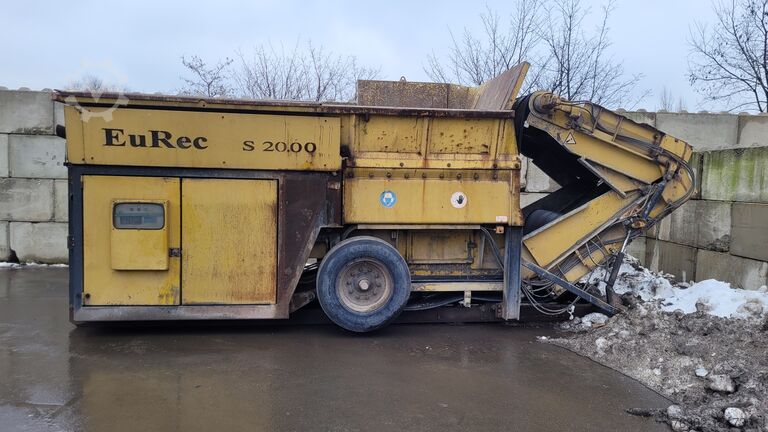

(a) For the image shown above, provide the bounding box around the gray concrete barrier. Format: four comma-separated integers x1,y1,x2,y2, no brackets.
0,89,67,263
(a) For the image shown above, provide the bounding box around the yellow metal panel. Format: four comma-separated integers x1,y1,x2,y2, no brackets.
407,231,473,264
348,115,519,170
527,114,663,183
343,173,521,225
590,165,642,194
660,135,693,159
356,116,423,154
472,62,529,110
429,118,498,154
110,200,169,270
523,192,639,267
83,176,180,305
412,282,503,292
70,108,341,171
63,106,85,163
181,179,277,305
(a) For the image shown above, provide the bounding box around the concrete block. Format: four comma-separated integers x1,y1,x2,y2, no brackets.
0,134,8,177
656,112,738,151
646,215,670,240
689,152,703,199
9,222,68,263
54,101,65,130
736,114,768,148
701,147,768,202
645,239,697,283
520,192,548,208
659,200,731,251
0,90,54,134
0,178,54,221
623,111,656,126
731,202,768,261
524,162,559,192
695,249,768,290
356,80,474,108
626,237,646,263
0,222,8,261
8,135,66,179
54,180,68,222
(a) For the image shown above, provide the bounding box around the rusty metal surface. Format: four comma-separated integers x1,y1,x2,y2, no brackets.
356,80,475,109
472,62,529,110
54,91,516,118
53,90,327,109
275,173,342,316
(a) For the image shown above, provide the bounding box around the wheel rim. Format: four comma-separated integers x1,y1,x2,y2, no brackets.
335,258,394,313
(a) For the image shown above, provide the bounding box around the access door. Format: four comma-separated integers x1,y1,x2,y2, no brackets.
83,175,181,305
181,178,278,305
82,175,278,306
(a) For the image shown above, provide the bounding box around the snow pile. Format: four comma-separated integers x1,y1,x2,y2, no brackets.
583,259,674,301
583,257,768,319
659,279,768,318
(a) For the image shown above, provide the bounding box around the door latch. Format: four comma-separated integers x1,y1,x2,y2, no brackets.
169,248,181,257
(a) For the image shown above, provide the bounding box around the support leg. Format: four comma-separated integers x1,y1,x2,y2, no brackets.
502,227,523,320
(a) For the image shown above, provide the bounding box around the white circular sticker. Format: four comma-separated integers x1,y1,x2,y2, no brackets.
451,192,468,208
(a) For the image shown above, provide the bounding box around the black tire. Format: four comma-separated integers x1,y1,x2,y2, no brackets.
316,236,411,332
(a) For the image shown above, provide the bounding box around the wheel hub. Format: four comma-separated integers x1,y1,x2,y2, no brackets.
336,259,393,313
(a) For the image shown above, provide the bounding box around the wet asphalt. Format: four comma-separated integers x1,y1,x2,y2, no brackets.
0,268,671,431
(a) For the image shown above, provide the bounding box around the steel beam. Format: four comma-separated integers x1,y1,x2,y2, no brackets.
522,261,619,316
502,227,523,320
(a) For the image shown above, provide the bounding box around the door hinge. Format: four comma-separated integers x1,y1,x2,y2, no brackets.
67,235,74,250
169,248,181,257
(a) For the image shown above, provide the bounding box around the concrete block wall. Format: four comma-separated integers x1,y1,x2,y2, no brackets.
626,110,768,290
0,89,68,263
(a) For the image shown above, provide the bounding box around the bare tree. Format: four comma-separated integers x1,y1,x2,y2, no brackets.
539,0,644,107
305,43,381,102
65,75,127,93
234,42,305,100
181,41,380,102
658,86,674,111
657,86,688,111
179,55,234,98
425,0,646,108
234,41,380,101
425,1,545,89
688,0,768,112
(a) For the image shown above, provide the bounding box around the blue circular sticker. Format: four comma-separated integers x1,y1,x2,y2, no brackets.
379,190,397,208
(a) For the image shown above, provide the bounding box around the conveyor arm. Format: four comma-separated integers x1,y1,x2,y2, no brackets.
513,92,695,298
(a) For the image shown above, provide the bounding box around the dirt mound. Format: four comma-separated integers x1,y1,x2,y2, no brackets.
548,299,768,431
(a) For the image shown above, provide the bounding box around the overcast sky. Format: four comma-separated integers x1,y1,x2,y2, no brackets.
2,0,718,110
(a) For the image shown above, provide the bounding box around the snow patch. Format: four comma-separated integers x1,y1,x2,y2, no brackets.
584,257,768,319
584,260,674,301
0,262,68,269
659,279,768,318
